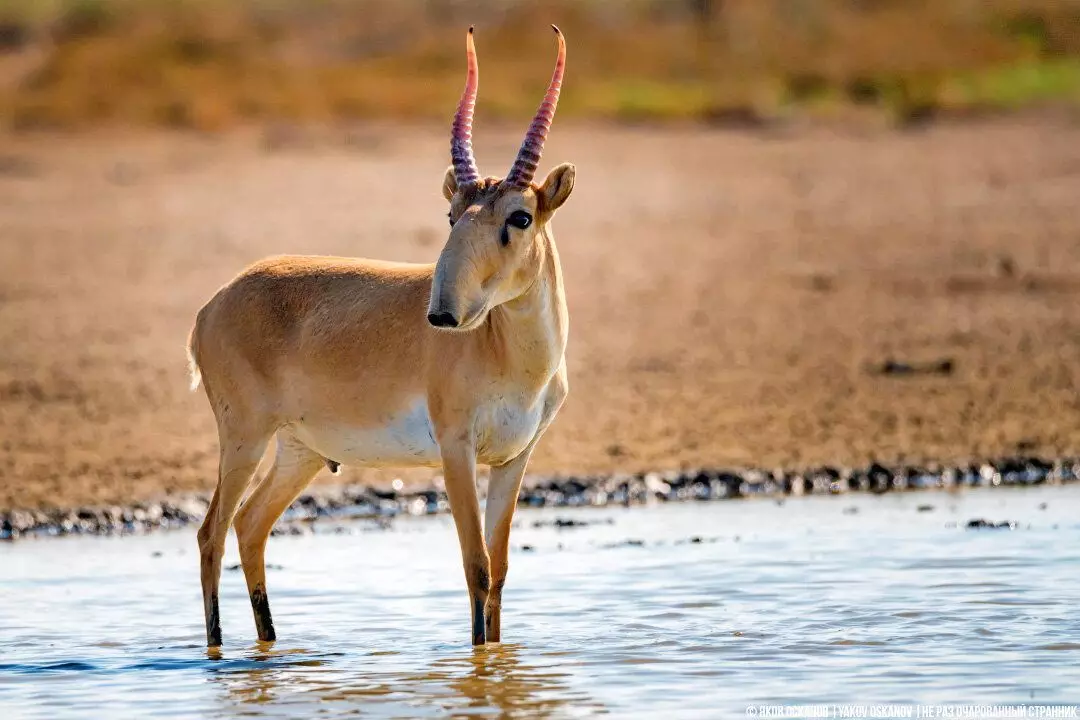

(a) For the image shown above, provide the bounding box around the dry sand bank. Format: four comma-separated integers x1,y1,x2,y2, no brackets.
1,115,1080,510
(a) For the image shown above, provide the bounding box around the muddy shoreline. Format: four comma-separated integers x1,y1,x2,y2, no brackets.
2,455,1073,541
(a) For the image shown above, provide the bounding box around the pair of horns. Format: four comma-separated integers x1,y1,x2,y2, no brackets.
450,25,565,189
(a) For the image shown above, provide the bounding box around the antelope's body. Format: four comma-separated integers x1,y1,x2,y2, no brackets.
188,27,575,647
191,253,567,469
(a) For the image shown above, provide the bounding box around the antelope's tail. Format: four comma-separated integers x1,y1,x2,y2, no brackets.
186,325,202,392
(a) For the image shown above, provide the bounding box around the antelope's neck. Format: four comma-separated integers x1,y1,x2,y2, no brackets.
487,232,568,388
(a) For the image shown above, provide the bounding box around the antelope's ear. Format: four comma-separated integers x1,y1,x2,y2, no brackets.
539,163,575,213
442,166,458,202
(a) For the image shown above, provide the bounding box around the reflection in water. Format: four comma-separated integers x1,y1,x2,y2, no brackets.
208,643,332,709
208,642,600,717
434,643,599,716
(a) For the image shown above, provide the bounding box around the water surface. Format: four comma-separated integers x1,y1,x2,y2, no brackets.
2,486,1079,718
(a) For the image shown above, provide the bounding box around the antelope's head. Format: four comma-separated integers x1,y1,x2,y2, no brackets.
428,26,575,332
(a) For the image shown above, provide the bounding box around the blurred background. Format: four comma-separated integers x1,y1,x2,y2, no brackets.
0,0,1078,129
1,0,1079,511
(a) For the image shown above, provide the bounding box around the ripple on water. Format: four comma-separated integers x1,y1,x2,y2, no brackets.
0,661,100,674
1,485,1079,717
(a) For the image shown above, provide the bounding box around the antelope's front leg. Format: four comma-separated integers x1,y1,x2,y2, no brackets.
440,442,490,645
483,448,534,643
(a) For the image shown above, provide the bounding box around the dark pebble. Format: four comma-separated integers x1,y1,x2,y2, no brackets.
675,535,719,545
601,539,646,549
532,517,610,529
877,359,914,375
873,357,954,376
966,518,1017,530
917,505,935,513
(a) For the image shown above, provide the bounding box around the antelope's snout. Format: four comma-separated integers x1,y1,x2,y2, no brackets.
427,310,459,329
427,249,485,333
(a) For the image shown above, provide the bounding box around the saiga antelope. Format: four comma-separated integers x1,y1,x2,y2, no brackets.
186,26,574,647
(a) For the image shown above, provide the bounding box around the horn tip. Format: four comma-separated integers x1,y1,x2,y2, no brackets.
551,24,561,34
468,25,474,34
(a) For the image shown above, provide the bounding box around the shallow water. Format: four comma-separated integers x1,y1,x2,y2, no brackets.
2,486,1079,718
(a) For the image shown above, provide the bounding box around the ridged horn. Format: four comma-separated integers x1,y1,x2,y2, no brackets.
505,25,565,189
450,26,480,186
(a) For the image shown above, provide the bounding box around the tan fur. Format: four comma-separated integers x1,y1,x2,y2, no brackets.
188,163,575,647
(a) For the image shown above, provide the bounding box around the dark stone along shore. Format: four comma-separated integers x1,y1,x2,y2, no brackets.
1,456,1075,541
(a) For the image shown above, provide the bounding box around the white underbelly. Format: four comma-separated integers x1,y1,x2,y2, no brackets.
287,393,549,469
290,399,442,468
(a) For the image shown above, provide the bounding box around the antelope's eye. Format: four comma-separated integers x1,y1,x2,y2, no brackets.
507,210,533,230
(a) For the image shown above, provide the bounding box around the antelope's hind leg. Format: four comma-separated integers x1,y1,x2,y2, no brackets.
234,434,324,642
198,423,273,648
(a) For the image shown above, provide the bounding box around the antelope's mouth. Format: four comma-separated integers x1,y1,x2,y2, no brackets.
455,306,490,332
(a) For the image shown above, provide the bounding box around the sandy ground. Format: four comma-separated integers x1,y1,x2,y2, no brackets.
2,114,1080,510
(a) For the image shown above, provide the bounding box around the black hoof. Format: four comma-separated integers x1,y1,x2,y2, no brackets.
471,596,486,645
207,594,222,647
251,584,276,642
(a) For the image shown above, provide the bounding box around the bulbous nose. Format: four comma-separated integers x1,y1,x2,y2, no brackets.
427,311,459,328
